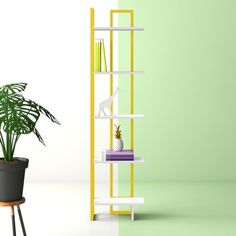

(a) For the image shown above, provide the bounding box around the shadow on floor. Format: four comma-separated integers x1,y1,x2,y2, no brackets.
94,213,118,222
134,212,177,221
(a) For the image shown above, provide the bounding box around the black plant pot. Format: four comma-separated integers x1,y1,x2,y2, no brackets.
0,158,28,201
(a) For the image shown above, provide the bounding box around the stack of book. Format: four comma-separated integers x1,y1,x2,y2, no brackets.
94,38,107,72
106,149,134,161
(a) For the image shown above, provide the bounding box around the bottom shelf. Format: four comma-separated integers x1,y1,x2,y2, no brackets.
94,197,144,206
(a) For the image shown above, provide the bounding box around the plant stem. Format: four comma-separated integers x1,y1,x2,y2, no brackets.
0,124,7,159
9,132,14,161
5,95,9,161
0,130,7,159
6,131,10,161
11,134,19,159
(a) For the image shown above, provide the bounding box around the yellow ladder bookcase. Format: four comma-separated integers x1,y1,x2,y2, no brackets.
90,8,144,221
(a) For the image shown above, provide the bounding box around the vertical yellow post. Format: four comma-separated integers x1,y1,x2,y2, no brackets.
109,9,135,216
109,10,114,214
90,8,95,221
130,11,134,198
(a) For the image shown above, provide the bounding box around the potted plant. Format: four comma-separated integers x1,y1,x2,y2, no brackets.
0,83,60,201
113,124,123,152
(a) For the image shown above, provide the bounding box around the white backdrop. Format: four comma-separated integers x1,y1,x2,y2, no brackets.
0,0,118,182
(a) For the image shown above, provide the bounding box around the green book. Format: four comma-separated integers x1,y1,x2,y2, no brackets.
101,39,107,72
97,39,100,72
94,40,98,72
99,39,101,72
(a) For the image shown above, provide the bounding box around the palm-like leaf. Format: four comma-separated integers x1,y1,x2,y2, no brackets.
29,100,60,125
33,128,45,146
0,82,59,161
0,93,39,134
5,100,40,134
0,83,27,94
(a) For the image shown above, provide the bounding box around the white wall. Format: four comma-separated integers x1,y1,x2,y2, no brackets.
0,0,118,182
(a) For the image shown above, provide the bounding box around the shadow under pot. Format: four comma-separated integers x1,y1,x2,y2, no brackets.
0,158,28,201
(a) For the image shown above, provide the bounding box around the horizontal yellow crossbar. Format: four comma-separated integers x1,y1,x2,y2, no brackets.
111,210,131,215
112,196,132,198
111,9,133,14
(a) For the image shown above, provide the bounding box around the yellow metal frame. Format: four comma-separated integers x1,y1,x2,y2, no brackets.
109,9,134,216
90,8,135,220
90,8,95,221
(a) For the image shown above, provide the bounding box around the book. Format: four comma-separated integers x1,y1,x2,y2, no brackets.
94,38,107,72
106,149,134,161
101,39,107,72
99,39,101,71
94,39,99,72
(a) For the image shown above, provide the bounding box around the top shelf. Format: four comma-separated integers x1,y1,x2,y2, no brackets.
95,114,144,119
94,71,144,75
94,27,144,31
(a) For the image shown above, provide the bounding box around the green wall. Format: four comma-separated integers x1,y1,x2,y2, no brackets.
119,0,236,182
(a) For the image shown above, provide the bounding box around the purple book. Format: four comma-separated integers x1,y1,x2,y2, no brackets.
106,150,134,161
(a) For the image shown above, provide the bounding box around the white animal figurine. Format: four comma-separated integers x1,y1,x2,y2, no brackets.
98,87,119,117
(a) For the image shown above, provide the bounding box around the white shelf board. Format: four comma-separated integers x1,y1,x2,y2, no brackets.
94,27,144,31
95,114,144,119
94,71,144,75
94,197,144,206
94,157,144,164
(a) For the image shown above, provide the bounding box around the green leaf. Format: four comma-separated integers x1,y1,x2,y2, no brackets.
0,96,40,135
0,82,59,160
30,101,60,125
0,83,27,95
33,128,45,146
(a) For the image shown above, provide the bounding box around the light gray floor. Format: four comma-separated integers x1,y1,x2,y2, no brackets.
0,183,118,236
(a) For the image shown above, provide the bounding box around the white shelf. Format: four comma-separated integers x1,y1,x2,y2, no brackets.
94,197,144,206
94,27,144,31
95,114,144,119
94,71,144,75
94,157,144,164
